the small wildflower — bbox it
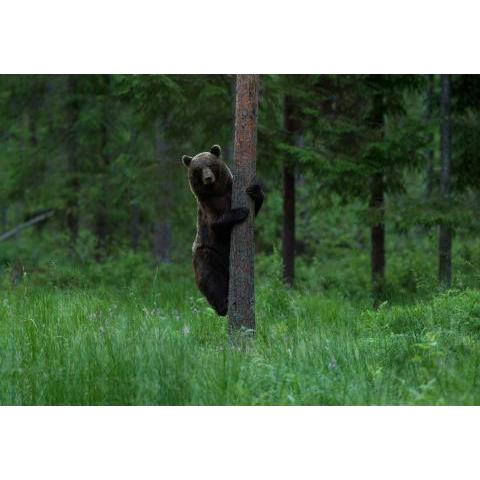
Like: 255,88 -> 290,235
328,359 -> 337,371
182,325 -> 190,336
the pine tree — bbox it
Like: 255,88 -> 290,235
228,74 -> 260,334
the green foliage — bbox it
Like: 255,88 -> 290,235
1,250 -> 479,405
1,74 -> 480,405
1,74 -> 479,262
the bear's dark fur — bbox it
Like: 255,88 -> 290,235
182,144 -> 264,316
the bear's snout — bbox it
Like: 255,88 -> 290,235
202,167 -> 215,185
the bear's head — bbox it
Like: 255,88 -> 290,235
182,145 -> 232,198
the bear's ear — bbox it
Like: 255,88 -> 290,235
182,155 -> 192,167
210,145 -> 222,157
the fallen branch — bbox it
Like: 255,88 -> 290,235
0,210 -> 54,242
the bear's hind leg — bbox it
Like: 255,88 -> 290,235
194,251 -> 229,316
199,269 -> 229,316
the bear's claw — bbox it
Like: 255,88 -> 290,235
246,183 -> 262,197
234,207 -> 250,220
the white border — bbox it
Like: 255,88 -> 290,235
1,407 -> 478,479
1,1 -> 479,478
1,0 -> 480,73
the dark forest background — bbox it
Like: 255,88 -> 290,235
1,75 -> 479,303
2,74 -> 480,405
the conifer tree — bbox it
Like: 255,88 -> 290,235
228,74 -> 260,333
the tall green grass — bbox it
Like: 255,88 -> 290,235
1,251 -> 479,405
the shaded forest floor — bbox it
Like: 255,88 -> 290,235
1,239 -> 480,405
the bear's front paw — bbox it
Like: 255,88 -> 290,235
233,207 -> 249,221
246,183 -> 263,198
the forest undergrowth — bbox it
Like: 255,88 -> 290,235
1,238 -> 479,405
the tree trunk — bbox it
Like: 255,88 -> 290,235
282,164 -> 295,286
14,204 -> 21,242
369,94 -> 385,306
370,172 -> 385,304
425,74 -> 434,198
0,207 -> 6,233
153,222 -> 171,263
439,74 -> 452,288
27,78 -> 42,153
153,119 -> 172,264
66,75 -> 80,251
228,74 -> 260,334
129,203 -> 141,251
95,76 -> 111,262
282,96 -> 302,287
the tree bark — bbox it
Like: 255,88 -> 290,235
228,74 -> 260,334
439,74 -> 452,288
424,74 -> 434,198
369,93 -> 385,306
66,75 -> 80,251
95,75 -> 112,262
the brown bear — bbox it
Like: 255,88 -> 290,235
182,144 -> 264,316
